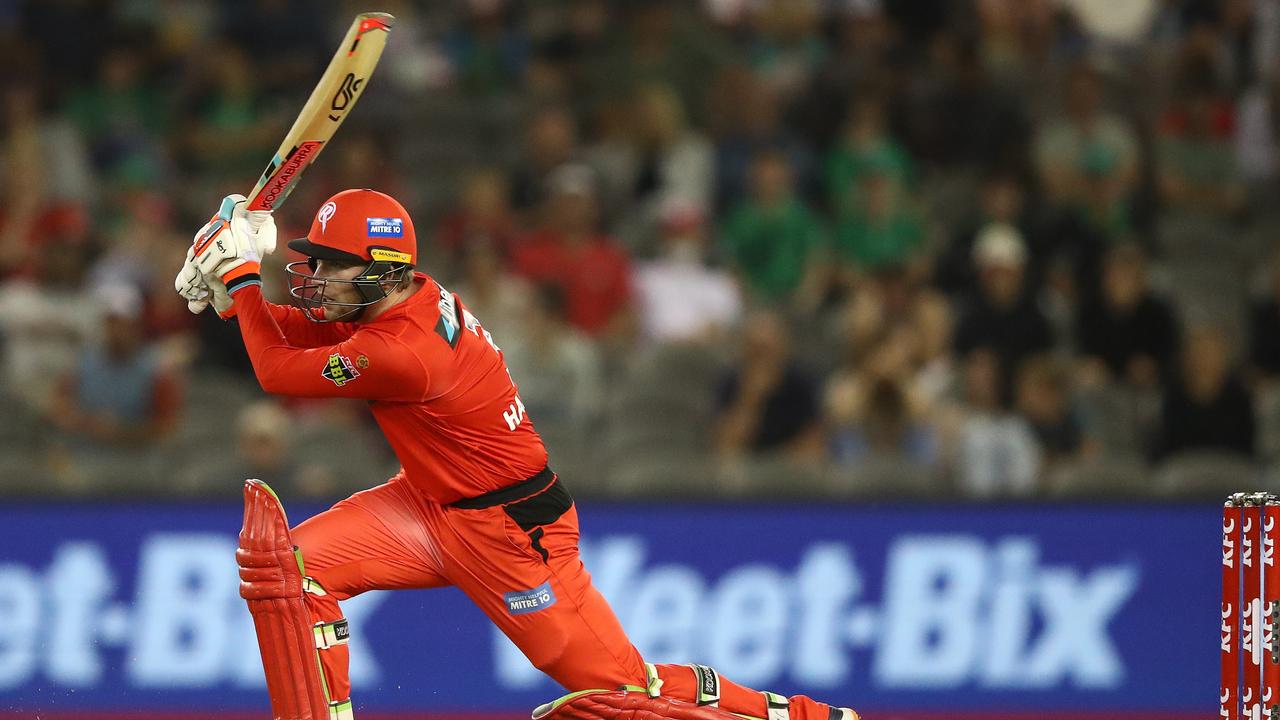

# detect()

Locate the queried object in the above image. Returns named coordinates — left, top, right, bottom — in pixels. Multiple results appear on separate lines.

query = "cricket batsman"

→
left=174, top=189, right=861, bottom=720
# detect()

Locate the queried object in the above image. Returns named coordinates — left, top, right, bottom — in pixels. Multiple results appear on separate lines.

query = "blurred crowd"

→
left=2, top=0, right=1279, bottom=501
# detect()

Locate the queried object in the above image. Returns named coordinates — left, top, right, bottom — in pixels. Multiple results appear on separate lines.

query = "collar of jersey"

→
left=363, top=271, right=432, bottom=324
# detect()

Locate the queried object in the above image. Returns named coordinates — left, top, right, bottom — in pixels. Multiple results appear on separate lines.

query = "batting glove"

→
left=176, top=194, right=277, bottom=314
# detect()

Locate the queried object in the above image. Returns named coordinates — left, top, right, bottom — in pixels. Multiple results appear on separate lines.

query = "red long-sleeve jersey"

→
left=230, top=273, right=547, bottom=504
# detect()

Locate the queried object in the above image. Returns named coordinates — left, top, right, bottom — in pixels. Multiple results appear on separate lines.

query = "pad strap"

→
left=763, top=692, right=789, bottom=720
left=689, top=665, right=720, bottom=707
left=314, top=619, right=351, bottom=650
left=644, top=662, right=664, bottom=698
left=303, top=576, right=328, bottom=596
left=330, top=699, right=354, bottom=720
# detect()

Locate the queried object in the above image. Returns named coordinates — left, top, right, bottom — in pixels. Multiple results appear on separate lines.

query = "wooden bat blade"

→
left=245, top=12, right=394, bottom=212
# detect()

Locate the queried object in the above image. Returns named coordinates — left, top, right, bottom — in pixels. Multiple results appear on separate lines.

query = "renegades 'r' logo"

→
left=317, top=201, right=337, bottom=233
left=322, top=352, right=361, bottom=387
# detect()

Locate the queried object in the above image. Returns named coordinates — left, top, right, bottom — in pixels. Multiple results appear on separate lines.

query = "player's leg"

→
left=431, top=482, right=857, bottom=720
left=240, top=476, right=447, bottom=719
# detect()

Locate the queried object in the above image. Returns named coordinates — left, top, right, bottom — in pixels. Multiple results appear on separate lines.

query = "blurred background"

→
left=0, top=0, right=1258, bottom=718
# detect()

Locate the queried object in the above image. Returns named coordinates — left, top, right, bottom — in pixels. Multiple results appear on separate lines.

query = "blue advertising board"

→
left=0, top=501, right=1215, bottom=718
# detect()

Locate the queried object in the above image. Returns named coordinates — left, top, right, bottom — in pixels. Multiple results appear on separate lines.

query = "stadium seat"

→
left=1152, top=451, right=1262, bottom=499
left=825, top=456, right=953, bottom=501
left=1044, top=458, right=1151, bottom=500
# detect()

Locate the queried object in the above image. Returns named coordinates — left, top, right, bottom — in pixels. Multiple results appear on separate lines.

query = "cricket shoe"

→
left=828, top=707, right=860, bottom=720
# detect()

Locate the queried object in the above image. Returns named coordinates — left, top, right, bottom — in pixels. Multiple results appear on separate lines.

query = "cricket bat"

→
left=245, top=11, right=395, bottom=212
left=187, top=12, right=393, bottom=313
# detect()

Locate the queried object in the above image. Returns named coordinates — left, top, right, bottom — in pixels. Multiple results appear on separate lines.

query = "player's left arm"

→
left=231, top=283, right=427, bottom=400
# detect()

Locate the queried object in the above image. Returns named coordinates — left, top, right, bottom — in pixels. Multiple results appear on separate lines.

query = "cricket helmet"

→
left=285, top=188, right=417, bottom=322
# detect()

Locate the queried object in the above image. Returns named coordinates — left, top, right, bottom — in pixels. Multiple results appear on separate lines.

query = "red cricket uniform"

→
left=230, top=273, right=833, bottom=720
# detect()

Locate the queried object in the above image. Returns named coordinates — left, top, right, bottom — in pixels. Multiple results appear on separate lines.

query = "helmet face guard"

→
left=285, top=259, right=412, bottom=323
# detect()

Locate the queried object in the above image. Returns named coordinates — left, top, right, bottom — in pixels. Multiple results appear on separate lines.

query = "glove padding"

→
left=175, top=193, right=276, bottom=314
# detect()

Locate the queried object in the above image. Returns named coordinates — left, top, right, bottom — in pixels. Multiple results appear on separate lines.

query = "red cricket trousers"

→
left=291, top=470, right=833, bottom=720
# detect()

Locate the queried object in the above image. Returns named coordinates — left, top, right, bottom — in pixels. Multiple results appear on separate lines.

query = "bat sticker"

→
left=328, top=73, right=364, bottom=120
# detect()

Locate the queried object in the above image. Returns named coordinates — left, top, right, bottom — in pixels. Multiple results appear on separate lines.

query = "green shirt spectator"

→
left=825, top=100, right=913, bottom=218
left=721, top=196, right=825, bottom=302
left=827, top=140, right=913, bottom=216
left=833, top=203, right=924, bottom=271
left=722, top=150, right=826, bottom=302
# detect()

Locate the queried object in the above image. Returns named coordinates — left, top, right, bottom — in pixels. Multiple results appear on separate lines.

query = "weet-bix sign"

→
left=0, top=502, right=1215, bottom=717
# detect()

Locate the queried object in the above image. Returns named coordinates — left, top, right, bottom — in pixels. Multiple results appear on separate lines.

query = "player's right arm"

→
left=223, top=298, right=357, bottom=348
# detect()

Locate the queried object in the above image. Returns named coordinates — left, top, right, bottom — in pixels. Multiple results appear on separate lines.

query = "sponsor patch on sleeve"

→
left=322, top=353, right=361, bottom=387
left=366, top=217, right=404, bottom=238
left=503, top=581, right=556, bottom=615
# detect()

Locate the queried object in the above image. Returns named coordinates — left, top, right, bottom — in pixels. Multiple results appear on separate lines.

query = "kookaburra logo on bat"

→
left=329, top=74, right=364, bottom=120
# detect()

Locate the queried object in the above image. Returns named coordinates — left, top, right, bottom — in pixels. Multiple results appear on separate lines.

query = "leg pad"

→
left=239, top=479, right=338, bottom=720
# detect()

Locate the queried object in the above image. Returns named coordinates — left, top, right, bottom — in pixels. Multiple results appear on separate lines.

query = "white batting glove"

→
left=175, top=194, right=276, bottom=314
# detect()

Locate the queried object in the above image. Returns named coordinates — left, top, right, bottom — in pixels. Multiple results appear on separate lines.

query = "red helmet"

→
left=289, top=188, right=416, bottom=264
left=285, top=189, right=417, bottom=322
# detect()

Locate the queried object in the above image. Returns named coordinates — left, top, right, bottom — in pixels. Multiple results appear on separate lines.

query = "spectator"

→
left=443, top=0, right=529, bottom=95
left=828, top=266, right=954, bottom=413
left=1235, top=62, right=1280, bottom=185
left=709, top=66, right=817, bottom=208
left=952, top=223, right=1053, bottom=400
left=452, top=236, right=531, bottom=347
left=0, top=212, right=99, bottom=412
left=64, top=37, right=169, bottom=190
left=715, top=310, right=823, bottom=459
left=177, top=40, right=280, bottom=182
left=1033, top=61, right=1141, bottom=208
left=791, top=3, right=894, bottom=148
left=586, top=82, right=714, bottom=251
left=1157, top=85, right=1245, bottom=215
left=936, top=172, right=1048, bottom=299
left=827, top=372, right=939, bottom=470
left=48, top=284, right=181, bottom=459
left=185, top=400, right=301, bottom=496
left=219, top=0, right=331, bottom=95
left=512, top=163, right=632, bottom=338
left=719, top=149, right=826, bottom=306
left=500, top=283, right=603, bottom=435
left=830, top=165, right=925, bottom=275
left=1076, top=243, right=1180, bottom=389
left=899, top=32, right=1028, bottom=170
left=627, top=82, right=715, bottom=220
left=1249, top=250, right=1280, bottom=383
left=590, top=1, right=731, bottom=125
left=633, top=198, right=741, bottom=345
left=954, top=348, right=1041, bottom=497
left=1015, top=356, right=1092, bottom=470
left=743, top=0, right=827, bottom=102
left=433, top=167, right=518, bottom=277
left=1, top=78, right=94, bottom=207
left=529, top=0, right=612, bottom=101
left=1157, top=325, right=1255, bottom=459
left=293, top=130, right=411, bottom=228
left=511, top=106, right=579, bottom=212
left=825, top=97, right=914, bottom=218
